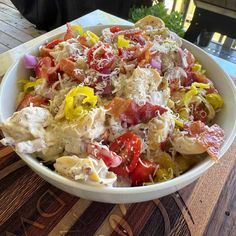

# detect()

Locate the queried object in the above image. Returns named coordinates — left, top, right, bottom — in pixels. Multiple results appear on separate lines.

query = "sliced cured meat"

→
left=184, top=121, right=224, bottom=159
left=107, top=97, right=167, bottom=127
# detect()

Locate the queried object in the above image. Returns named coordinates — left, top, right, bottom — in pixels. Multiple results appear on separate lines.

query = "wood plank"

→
left=0, top=183, right=79, bottom=235
left=226, top=0, right=236, bottom=11
left=0, top=0, right=15, bottom=9
left=48, top=199, right=91, bottom=236
left=0, top=20, right=33, bottom=42
left=200, top=0, right=226, bottom=8
left=0, top=166, right=45, bottom=224
left=0, top=43, right=9, bottom=53
left=0, top=3, right=35, bottom=28
left=203, top=160, right=236, bottom=236
left=0, top=2, right=21, bottom=17
left=0, top=30, right=22, bottom=48
left=0, top=10, right=45, bottom=38
left=181, top=141, right=236, bottom=236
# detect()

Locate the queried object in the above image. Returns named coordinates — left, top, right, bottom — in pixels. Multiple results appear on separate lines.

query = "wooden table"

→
left=0, top=10, right=236, bottom=236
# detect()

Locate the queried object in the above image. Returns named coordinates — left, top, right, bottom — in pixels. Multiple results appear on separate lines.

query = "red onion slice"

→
left=23, top=54, right=38, bottom=69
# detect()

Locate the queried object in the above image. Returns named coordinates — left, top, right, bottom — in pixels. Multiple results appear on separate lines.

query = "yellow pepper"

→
left=117, top=35, right=129, bottom=48
left=64, top=86, right=98, bottom=120
left=18, top=78, right=44, bottom=93
left=175, top=119, right=184, bottom=128
left=192, top=62, right=206, bottom=74
left=155, top=168, right=174, bottom=182
left=178, top=107, right=189, bottom=120
left=192, top=63, right=202, bottom=72
left=86, top=31, right=99, bottom=44
left=174, top=155, right=200, bottom=175
left=18, top=79, right=29, bottom=89
left=191, top=82, right=210, bottom=90
left=71, top=25, right=84, bottom=35
left=157, top=152, right=176, bottom=169
left=206, top=93, right=224, bottom=110
left=184, top=85, right=198, bottom=107
left=184, top=82, right=210, bottom=108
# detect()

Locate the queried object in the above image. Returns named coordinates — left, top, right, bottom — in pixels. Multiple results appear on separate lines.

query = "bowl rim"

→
left=1, top=25, right=236, bottom=195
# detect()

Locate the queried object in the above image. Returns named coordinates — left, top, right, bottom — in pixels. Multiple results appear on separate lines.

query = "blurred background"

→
left=0, top=0, right=236, bottom=63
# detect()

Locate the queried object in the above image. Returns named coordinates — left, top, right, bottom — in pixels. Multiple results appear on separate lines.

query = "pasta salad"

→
left=0, top=16, right=225, bottom=187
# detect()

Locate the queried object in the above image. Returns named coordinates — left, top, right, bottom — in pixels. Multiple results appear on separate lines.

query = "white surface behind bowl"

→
left=0, top=25, right=236, bottom=203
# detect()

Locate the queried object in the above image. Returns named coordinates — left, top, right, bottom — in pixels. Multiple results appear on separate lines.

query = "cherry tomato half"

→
left=45, top=39, right=63, bottom=49
left=109, top=132, right=141, bottom=176
left=130, top=160, right=158, bottom=186
left=110, top=26, right=121, bottom=33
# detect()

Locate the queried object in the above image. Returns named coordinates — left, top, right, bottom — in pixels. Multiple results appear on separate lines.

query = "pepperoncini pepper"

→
left=191, top=82, right=210, bottom=90
left=192, top=62, right=206, bottom=74
left=184, top=82, right=210, bottom=108
left=184, top=85, right=198, bottom=107
left=117, top=35, right=130, bottom=48
left=18, top=78, right=45, bottom=93
left=175, top=119, right=184, bottom=128
left=71, top=25, right=84, bottom=36
left=154, top=152, right=175, bottom=182
left=86, top=31, right=99, bottom=44
left=206, top=93, right=224, bottom=110
left=64, top=86, right=98, bottom=120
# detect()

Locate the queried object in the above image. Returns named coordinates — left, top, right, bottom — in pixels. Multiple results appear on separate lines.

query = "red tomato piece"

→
left=34, top=56, right=54, bottom=79
left=45, top=39, right=63, bottom=49
left=86, top=143, right=122, bottom=168
left=123, top=29, right=142, bottom=38
left=34, top=57, right=59, bottom=84
left=17, top=94, right=48, bottom=111
left=64, top=23, right=74, bottom=40
left=109, top=132, right=141, bottom=176
left=86, top=42, right=115, bottom=72
left=59, top=57, right=84, bottom=81
left=110, top=26, right=121, bottom=33
left=130, top=160, right=158, bottom=186
left=78, top=36, right=91, bottom=47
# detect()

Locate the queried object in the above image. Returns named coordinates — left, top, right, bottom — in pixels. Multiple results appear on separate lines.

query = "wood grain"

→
left=0, top=10, right=44, bottom=38
left=66, top=202, right=115, bottom=235
left=0, top=183, right=79, bottom=235
left=203, top=160, right=236, bottom=236
left=0, top=43, right=9, bottom=53
left=48, top=199, right=91, bottom=236
left=0, top=0, right=15, bottom=9
left=0, top=20, right=33, bottom=42
left=0, top=1, right=45, bottom=54
left=181, top=141, right=236, bottom=236
left=0, top=166, right=45, bottom=224
left=0, top=30, right=22, bottom=49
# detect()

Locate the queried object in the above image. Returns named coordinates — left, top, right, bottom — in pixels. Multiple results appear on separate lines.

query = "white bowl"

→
left=1, top=25, right=236, bottom=203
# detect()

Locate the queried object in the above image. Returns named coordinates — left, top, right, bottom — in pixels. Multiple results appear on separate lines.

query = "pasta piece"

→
left=54, top=155, right=117, bottom=185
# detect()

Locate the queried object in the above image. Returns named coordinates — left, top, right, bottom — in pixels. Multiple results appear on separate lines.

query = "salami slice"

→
left=184, top=121, right=224, bottom=159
